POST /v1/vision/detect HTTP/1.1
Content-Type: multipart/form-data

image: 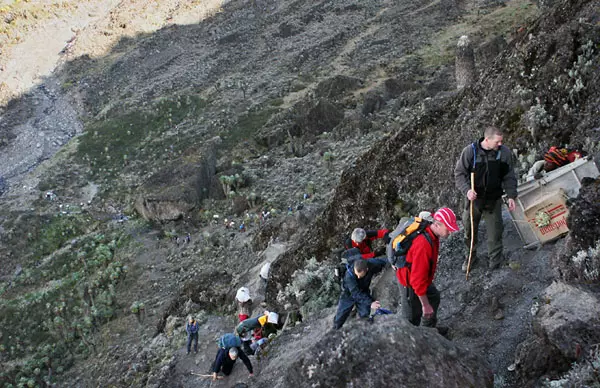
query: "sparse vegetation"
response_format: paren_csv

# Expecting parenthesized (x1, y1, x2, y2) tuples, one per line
(414, 0, 539, 67)
(276, 257, 339, 316)
(76, 94, 208, 180)
(0, 230, 131, 386)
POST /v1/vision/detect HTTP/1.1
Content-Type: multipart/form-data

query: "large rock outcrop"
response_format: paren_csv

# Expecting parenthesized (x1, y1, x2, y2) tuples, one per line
(553, 177, 600, 283)
(135, 138, 221, 222)
(259, 316, 493, 388)
(514, 281, 600, 384)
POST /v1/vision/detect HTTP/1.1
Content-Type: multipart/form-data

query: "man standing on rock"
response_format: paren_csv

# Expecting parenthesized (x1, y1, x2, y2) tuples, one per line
(185, 316, 199, 354)
(334, 255, 386, 329)
(396, 208, 459, 330)
(454, 126, 517, 271)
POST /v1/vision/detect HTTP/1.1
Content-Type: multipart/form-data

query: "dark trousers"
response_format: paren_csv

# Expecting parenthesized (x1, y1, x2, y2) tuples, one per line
(463, 198, 503, 262)
(221, 362, 234, 376)
(400, 284, 440, 327)
(333, 291, 370, 329)
(187, 332, 198, 353)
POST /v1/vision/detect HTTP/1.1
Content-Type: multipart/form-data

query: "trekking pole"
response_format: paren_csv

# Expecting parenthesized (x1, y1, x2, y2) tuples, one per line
(466, 172, 475, 280)
(191, 372, 222, 379)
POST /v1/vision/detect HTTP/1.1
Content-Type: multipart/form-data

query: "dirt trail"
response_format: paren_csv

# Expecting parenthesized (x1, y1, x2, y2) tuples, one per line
(438, 210, 556, 386)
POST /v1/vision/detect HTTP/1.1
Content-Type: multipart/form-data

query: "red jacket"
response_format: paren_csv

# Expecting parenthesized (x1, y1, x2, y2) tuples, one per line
(346, 229, 390, 259)
(395, 227, 439, 296)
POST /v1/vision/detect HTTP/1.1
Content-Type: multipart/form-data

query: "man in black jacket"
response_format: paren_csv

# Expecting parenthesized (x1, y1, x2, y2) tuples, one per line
(211, 347, 253, 381)
(454, 126, 517, 271)
(333, 256, 386, 329)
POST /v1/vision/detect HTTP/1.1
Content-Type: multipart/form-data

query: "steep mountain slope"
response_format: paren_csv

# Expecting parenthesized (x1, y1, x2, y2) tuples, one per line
(1, 0, 598, 386)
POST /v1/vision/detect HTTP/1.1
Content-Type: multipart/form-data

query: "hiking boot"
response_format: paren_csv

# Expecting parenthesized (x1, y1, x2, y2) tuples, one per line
(488, 255, 505, 270)
(436, 326, 449, 338)
(461, 254, 478, 272)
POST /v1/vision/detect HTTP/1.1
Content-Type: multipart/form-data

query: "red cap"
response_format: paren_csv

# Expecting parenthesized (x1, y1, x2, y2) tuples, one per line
(434, 208, 459, 232)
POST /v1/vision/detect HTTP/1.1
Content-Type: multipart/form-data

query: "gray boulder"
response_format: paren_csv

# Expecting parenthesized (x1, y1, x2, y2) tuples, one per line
(267, 317, 493, 388)
(514, 281, 600, 382)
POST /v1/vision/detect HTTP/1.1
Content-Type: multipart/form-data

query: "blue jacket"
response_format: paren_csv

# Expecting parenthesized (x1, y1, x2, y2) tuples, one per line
(342, 258, 387, 306)
(186, 320, 199, 335)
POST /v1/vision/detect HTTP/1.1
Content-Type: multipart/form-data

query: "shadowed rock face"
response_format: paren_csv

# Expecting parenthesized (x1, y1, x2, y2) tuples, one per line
(135, 140, 221, 222)
(274, 317, 493, 388)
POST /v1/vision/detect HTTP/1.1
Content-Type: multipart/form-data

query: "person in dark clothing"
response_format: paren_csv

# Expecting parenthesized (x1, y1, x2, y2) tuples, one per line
(211, 347, 253, 381)
(454, 126, 517, 271)
(333, 256, 387, 329)
(395, 208, 459, 331)
(344, 228, 390, 259)
(185, 316, 199, 354)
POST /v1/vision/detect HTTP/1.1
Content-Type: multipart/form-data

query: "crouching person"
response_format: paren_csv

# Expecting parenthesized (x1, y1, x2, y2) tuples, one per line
(212, 347, 253, 381)
(333, 256, 386, 329)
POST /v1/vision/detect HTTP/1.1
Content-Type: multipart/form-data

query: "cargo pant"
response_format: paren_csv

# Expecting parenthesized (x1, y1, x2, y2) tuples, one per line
(187, 332, 198, 353)
(400, 283, 440, 327)
(463, 198, 504, 267)
(333, 291, 371, 329)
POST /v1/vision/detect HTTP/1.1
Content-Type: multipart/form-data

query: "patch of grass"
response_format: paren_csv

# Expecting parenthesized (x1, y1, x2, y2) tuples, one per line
(269, 97, 284, 107)
(76, 94, 208, 180)
(221, 106, 279, 150)
(416, 0, 539, 67)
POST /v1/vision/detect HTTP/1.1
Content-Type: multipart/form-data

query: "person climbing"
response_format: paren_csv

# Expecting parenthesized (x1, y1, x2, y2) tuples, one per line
(333, 255, 387, 329)
(454, 126, 517, 271)
(185, 316, 199, 354)
(526, 146, 584, 181)
(211, 347, 253, 381)
(344, 228, 390, 259)
(395, 208, 459, 332)
(235, 287, 253, 322)
(235, 311, 279, 353)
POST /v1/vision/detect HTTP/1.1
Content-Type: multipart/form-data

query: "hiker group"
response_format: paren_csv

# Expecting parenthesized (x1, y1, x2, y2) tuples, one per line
(334, 126, 519, 332)
(188, 126, 580, 379)
(186, 283, 281, 381)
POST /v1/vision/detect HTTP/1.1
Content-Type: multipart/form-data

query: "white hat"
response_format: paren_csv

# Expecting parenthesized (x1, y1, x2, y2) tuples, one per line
(418, 211, 433, 222)
(267, 311, 279, 324)
(260, 262, 270, 280)
(235, 287, 251, 303)
(351, 228, 366, 243)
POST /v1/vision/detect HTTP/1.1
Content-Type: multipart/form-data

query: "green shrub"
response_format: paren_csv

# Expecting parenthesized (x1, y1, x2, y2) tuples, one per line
(276, 257, 339, 315)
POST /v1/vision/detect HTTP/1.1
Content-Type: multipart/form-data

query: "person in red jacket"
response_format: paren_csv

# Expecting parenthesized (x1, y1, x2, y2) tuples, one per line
(344, 228, 390, 259)
(395, 207, 459, 329)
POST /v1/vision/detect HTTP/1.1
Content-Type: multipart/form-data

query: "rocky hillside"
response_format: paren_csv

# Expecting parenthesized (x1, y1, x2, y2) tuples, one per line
(0, 0, 599, 387)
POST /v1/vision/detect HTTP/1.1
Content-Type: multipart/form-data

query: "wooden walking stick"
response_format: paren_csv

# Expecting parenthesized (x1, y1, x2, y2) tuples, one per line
(466, 172, 475, 280)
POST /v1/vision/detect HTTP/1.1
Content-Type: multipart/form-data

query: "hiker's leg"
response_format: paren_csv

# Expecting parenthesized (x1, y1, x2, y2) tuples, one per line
(401, 285, 421, 326)
(421, 284, 440, 328)
(333, 294, 354, 329)
(485, 199, 504, 268)
(356, 300, 371, 319)
(186, 334, 192, 353)
(222, 363, 234, 376)
(193, 333, 198, 352)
